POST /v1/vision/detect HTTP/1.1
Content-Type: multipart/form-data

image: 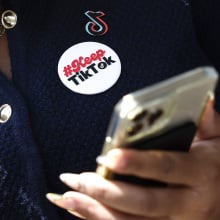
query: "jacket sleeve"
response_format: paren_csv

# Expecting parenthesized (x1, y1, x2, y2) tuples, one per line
(0, 73, 59, 220)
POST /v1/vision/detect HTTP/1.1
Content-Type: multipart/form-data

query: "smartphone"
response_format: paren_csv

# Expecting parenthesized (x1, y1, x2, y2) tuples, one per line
(96, 67, 219, 186)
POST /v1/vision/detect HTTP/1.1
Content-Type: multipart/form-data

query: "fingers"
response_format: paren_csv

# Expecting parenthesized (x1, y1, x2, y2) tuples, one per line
(96, 148, 203, 185)
(58, 172, 192, 217)
(94, 105, 220, 186)
(46, 193, 86, 219)
(46, 191, 169, 220)
(196, 99, 220, 140)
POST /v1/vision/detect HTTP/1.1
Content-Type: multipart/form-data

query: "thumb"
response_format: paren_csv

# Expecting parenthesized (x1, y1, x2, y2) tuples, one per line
(196, 98, 220, 140)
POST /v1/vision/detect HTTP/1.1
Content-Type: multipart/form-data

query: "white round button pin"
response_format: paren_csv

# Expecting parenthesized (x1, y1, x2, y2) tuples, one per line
(58, 42, 122, 95)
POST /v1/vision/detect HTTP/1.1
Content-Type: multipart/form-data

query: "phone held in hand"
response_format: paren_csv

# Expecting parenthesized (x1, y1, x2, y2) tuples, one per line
(96, 67, 219, 186)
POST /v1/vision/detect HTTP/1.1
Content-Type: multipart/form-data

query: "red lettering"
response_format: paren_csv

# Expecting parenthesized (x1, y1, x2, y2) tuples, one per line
(96, 49, 105, 60)
(84, 57, 92, 65)
(71, 60, 80, 73)
(71, 49, 106, 73)
(90, 53, 97, 60)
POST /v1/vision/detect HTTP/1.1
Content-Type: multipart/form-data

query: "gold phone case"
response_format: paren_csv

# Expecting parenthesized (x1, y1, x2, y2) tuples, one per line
(97, 67, 218, 184)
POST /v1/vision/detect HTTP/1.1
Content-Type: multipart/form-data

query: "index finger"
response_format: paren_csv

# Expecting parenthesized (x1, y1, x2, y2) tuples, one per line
(96, 148, 207, 186)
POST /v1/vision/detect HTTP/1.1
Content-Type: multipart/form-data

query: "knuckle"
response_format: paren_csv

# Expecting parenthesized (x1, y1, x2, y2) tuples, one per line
(96, 184, 109, 200)
(90, 182, 109, 200)
(117, 150, 142, 173)
(157, 153, 176, 178)
(77, 179, 87, 193)
(141, 191, 158, 215)
(79, 173, 111, 201)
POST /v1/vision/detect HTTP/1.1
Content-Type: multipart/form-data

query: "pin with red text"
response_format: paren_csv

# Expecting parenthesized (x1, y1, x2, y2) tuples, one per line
(58, 42, 121, 95)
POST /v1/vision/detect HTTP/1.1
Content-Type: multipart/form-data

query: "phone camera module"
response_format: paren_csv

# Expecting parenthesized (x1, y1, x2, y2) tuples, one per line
(130, 110, 148, 122)
(148, 108, 164, 125)
(126, 123, 143, 136)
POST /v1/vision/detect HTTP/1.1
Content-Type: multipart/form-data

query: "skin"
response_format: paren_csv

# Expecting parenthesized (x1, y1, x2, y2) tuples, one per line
(0, 34, 12, 79)
(46, 98, 220, 220)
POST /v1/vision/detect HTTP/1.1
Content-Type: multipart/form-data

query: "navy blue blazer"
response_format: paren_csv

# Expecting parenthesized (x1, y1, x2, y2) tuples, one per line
(0, 0, 220, 219)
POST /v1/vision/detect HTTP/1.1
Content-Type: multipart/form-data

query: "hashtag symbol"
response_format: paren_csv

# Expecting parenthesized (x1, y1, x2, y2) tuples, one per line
(63, 65, 73, 77)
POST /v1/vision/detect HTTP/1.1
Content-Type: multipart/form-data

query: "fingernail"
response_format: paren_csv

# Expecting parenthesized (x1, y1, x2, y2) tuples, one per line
(46, 193, 75, 210)
(46, 193, 63, 202)
(96, 155, 109, 165)
(59, 173, 79, 189)
(107, 148, 122, 158)
(96, 149, 122, 166)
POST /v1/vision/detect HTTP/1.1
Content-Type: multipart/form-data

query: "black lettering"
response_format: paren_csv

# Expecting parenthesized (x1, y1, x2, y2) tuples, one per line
(68, 74, 80, 85)
(87, 63, 98, 74)
(80, 70, 93, 79)
(103, 56, 116, 65)
(78, 73, 85, 82)
(98, 62, 107, 69)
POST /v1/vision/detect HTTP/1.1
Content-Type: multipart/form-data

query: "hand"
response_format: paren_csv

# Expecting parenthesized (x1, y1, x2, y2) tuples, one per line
(46, 100, 220, 220)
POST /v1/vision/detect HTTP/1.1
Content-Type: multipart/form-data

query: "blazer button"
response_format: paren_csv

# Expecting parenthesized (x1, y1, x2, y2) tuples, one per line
(1, 10, 17, 29)
(0, 104, 12, 123)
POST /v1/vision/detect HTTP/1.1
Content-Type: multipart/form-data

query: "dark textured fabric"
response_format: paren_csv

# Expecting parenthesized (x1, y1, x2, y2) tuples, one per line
(0, 0, 219, 219)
